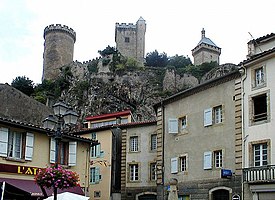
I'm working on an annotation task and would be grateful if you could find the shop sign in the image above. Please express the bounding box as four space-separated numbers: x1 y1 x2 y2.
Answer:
0 163 41 176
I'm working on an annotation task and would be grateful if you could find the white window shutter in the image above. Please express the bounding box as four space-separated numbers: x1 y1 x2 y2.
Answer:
69 141 77 166
25 132 34 161
95 167 100 183
0 127 8 157
96 144 101 158
168 119 178 134
204 151 212 169
204 108 213 127
171 157 178 174
50 137 56 163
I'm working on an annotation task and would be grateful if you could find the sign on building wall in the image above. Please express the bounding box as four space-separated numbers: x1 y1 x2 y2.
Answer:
0 163 41 176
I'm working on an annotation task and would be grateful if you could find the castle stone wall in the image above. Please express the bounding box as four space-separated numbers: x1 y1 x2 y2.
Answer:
193 46 220 66
115 18 146 63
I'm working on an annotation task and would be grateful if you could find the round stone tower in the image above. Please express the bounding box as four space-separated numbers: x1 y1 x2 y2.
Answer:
42 24 76 80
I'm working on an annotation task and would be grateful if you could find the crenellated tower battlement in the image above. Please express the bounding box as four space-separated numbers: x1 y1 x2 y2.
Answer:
44 24 76 42
115 22 137 30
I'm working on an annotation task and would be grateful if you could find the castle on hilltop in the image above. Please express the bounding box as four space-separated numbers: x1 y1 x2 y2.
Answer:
42 20 220 81
42 18 146 80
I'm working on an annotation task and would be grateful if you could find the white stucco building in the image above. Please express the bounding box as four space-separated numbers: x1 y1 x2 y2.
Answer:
240 33 275 200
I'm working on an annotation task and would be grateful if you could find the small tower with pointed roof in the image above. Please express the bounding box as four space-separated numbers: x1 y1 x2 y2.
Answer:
192 28 221 66
115 17 146 63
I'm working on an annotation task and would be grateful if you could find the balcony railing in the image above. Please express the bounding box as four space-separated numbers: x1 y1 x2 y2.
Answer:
243 165 275 183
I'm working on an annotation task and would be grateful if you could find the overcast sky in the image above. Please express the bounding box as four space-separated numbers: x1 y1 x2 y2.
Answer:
1 0 274 84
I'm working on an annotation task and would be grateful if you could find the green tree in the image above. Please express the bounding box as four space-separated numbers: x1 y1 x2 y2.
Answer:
98 45 117 57
168 54 192 68
186 61 218 82
145 50 168 68
11 76 34 96
125 57 143 71
33 79 56 104
87 58 99 73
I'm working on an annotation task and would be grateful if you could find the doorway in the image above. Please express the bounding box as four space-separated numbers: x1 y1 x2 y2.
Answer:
212 189 229 200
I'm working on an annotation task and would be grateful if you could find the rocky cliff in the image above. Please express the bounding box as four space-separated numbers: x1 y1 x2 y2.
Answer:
55 61 200 122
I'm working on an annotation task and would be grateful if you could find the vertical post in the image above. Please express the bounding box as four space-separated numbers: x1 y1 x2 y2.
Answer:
55 117 62 163
54 118 62 200
1 181 5 200
54 187 57 200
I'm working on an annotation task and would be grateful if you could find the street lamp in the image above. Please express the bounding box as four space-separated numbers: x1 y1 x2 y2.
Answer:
42 101 79 200
43 101 79 163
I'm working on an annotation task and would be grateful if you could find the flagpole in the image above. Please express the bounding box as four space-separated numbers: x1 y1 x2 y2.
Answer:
1 181 5 200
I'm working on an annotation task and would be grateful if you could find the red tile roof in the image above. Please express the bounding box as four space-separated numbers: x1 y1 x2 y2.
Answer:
85 110 131 121
75 120 157 135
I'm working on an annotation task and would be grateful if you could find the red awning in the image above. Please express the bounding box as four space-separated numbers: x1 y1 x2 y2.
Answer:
0 177 84 197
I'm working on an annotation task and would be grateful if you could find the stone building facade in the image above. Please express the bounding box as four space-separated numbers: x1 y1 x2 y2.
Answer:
120 121 157 200
42 24 76 80
115 17 146 63
154 71 242 200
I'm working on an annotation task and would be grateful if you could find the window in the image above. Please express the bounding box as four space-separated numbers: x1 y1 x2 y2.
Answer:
50 138 77 166
150 163 157 181
130 136 138 152
252 94 268 123
90 167 101 184
125 37 130 43
254 143 268 166
91 144 103 158
204 105 223 127
252 66 266 88
0 128 34 161
214 106 223 124
214 150 222 168
180 116 187 129
151 134 157 151
129 164 139 181
59 141 69 165
8 131 22 159
180 156 187 172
